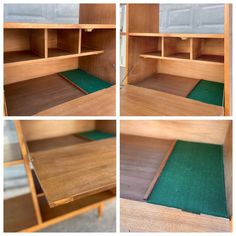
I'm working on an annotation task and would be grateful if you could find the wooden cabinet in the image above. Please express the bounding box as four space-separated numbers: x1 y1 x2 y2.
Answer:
4 4 116 116
4 120 116 232
121 4 232 116
120 120 232 232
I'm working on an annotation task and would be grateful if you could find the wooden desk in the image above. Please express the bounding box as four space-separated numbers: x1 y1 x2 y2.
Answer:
30 138 116 207
120 85 223 116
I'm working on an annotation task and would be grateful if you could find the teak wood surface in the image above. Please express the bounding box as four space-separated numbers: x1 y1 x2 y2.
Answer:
120 85 223 116
29 138 116 207
120 198 230 232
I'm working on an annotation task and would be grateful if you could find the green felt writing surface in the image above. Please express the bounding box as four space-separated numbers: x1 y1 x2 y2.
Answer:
79 130 115 141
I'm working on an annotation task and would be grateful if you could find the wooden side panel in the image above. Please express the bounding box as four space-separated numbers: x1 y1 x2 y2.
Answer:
79 29 115 83
224 4 232 115
4 57 79 85
4 29 29 52
120 120 230 145
120 198 230 232
223 121 232 217
20 120 96 141
79 4 115 24
128 37 158 83
96 120 116 134
30 29 46 58
157 59 224 83
128 4 159 33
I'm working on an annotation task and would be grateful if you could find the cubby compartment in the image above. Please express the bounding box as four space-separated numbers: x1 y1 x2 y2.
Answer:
47 29 80 57
139 36 162 58
192 38 224 63
4 29 46 63
164 37 190 59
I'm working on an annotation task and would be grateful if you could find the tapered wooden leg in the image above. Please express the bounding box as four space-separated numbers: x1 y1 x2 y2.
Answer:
98 203 104 218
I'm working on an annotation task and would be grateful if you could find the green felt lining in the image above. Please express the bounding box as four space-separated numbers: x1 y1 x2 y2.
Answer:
147 140 227 218
187 80 224 106
79 130 115 141
60 69 112 94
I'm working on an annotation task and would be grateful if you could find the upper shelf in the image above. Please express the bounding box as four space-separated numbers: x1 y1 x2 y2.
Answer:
30 138 116 207
129 32 224 39
4 22 116 30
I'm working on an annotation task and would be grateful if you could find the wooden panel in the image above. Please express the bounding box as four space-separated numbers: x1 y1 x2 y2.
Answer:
27 135 88 153
4 29 29 52
120 120 230 145
30 29 46 58
224 4 232 115
120 134 173 201
21 120 95 141
79 4 115 24
96 120 116 134
121 85 223 116
4 57 79 85
120 198 230 232
223 121 232 217
5 74 85 116
30 138 116 207
128 4 159 33
80 29 115 84
157 59 224 83
133 73 199 97
4 194 38 232
128 36 158 84
36 86 116 116
4 51 42 63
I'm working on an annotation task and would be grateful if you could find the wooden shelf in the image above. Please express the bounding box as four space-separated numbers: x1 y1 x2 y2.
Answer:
120 134 173 202
48 48 74 58
4 193 38 232
4 73 85 116
167 52 190 60
80 47 104 56
39 191 115 222
4 50 42 63
196 54 224 63
4 22 116 29
30 138 116 207
133 73 199 97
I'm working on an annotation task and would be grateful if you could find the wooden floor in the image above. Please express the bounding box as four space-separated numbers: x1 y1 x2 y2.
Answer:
36 86 116 116
120 85 223 116
4 193 38 232
27 134 88 153
120 134 173 202
5 74 85 116
30 138 116 207
133 73 199 97
120 198 230 232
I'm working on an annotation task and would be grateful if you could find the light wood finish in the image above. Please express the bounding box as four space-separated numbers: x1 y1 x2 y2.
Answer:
223 121 232 217
35 86 116 116
143 140 176 200
120 198 230 232
4 57 79 85
128 4 159 33
120 134 173 202
133 73 199 97
79 4 115 24
21 120 95 141
5 74 85 116
120 120 230 145
4 22 116 29
80 29 115 84
27 135 88 153
224 4 232 115
14 121 42 224
129 32 224 38
4 194 38 232
96 120 116 134
121 85 223 116
157 59 224 83
30 138 116 207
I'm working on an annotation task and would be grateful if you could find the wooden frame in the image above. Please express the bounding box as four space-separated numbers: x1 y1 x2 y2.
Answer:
120 120 232 232
121 4 232 116
4 4 116 116
4 120 116 232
